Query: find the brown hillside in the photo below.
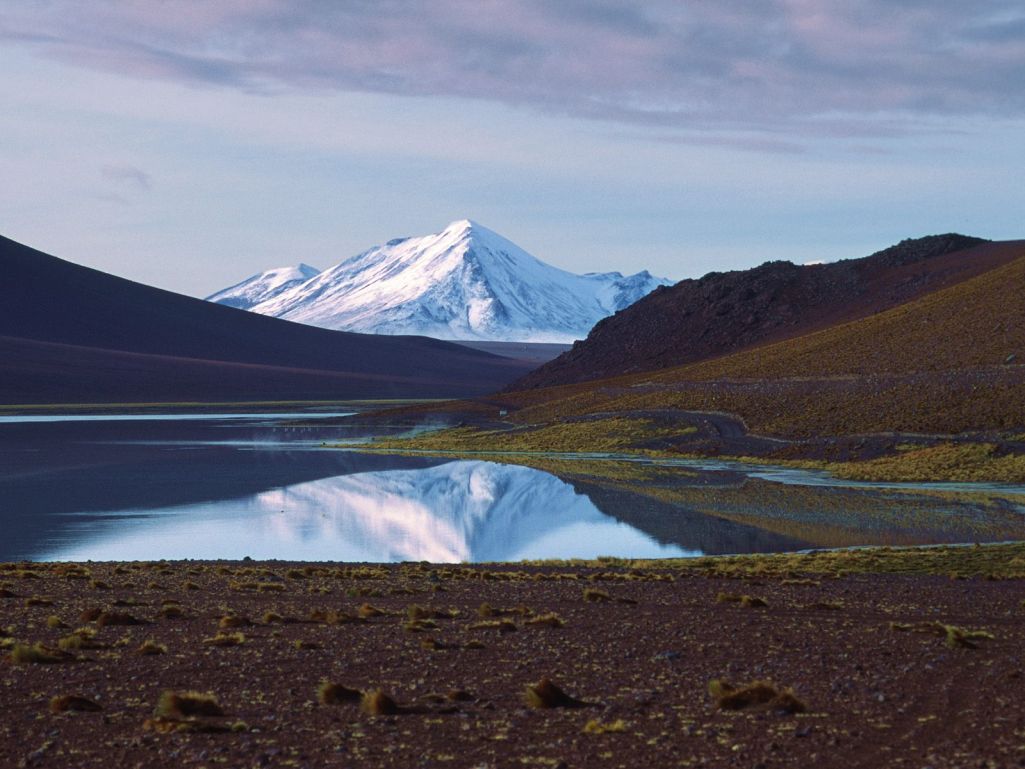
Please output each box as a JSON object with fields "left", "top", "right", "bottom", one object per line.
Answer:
{"left": 672, "top": 248, "right": 1025, "bottom": 380}
{"left": 494, "top": 246, "right": 1025, "bottom": 438}
{"left": 514, "top": 235, "right": 1020, "bottom": 390}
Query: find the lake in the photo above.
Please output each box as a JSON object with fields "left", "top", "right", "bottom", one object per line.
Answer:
{"left": 2, "top": 413, "right": 1024, "bottom": 562}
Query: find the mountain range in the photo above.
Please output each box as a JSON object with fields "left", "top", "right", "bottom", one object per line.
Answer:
{"left": 207, "top": 220, "right": 671, "bottom": 342}
{"left": 482, "top": 233, "right": 1025, "bottom": 445}
{"left": 0, "top": 234, "right": 533, "bottom": 404}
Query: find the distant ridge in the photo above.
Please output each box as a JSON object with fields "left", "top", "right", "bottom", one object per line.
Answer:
{"left": 207, "top": 263, "right": 321, "bottom": 309}
{"left": 0, "top": 235, "right": 533, "bottom": 404}
{"left": 512, "top": 234, "right": 1007, "bottom": 389}
{"left": 208, "top": 220, "right": 671, "bottom": 342}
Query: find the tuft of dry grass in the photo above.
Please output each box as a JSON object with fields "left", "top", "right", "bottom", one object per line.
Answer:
{"left": 96, "top": 611, "right": 144, "bottom": 627}
{"left": 358, "top": 604, "right": 387, "bottom": 619}
{"left": 10, "top": 643, "right": 72, "bottom": 665}
{"left": 582, "top": 588, "right": 612, "bottom": 603}
{"left": 525, "top": 612, "right": 565, "bottom": 628}
{"left": 524, "top": 678, "right": 590, "bottom": 709}
{"left": 49, "top": 694, "right": 102, "bottom": 714}
{"left": 404, "top": 618, "right": 439, "bottom": 633}
{"left": 709, "top": 679, "right": 806, "bottom": 714}
{"left": 137, "top": 639, "right": 167, "bottom": 655}
{"left": 360, "top": 689, "right": 402, "bottom": 716}
{"left": 155, "top": 690, "right": 224, "bottom": 720}
{"left": 890, "top": 620, "right": 994, "bottom": 649}
{"left": 468, "top": 619, "right": 517, "bottom": 633}
{"left": 218, "top": 614, "right": 252, "bottom": 629}
{"left": 317, "top": 681, "right": 362, "bottom": 706}
{"left": 202, "top": 632, "right": 245, "bottom": 647}
{"left": 583, "top": 719, "right": 627, "bottom": 734}
{"left": 57, "top": 628, "right": 102, "bottom": 652}
{"left": 716, "top": 592, "right": 768, "bottom": 608}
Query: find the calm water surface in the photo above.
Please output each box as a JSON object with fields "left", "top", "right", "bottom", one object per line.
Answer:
{"left": 2, "top": 414, "right": 1024, "bottom": 562}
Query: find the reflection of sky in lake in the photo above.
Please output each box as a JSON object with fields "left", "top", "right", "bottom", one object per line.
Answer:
{"left": 41, "top": 460, "right": 696, "bottom": 562}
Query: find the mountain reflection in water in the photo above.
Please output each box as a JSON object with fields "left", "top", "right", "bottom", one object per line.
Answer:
{"left": 42, "top": 461, "right": 697, "bottom": 562}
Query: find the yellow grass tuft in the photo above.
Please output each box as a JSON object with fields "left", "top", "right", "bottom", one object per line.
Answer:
{"left": 709, "top": 679, "right": 806, "bottom": 714}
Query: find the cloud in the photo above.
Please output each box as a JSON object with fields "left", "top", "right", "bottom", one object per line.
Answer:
{"left": 2, "top": 1, "right": 1024, "bottom": 138}
{"left": 101, "top": 163, "right": 152, "bottom": 192}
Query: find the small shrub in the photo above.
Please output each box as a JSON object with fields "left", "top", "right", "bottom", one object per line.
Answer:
{"left": 138, "top": 639, "right": 167, "bottom": 655}
{"left": 467, "top": 619, "right": 517, "bottom": 633}
{"left": 404, "top": 619, "right": 439, "bottom": 633}
{"left": 202, "top": 632, "right": 245, "bottom": 647}
{"left": 716, "top": 592, "right": 767, "bottom": 608}
{"left": 317, "top": 681, "right": 361, "bottom": 705}
{"left": 582, "top": 588, "right": 611, "bottom": 603}
{"left": 709, "top": 679, "right": 806, "bottom": 714}
{"left": 50, "top": 694, "right": 102, "bottom": 714}
{"left": 155, "top": 690, "right": 224, "bottom": 720}
{"left": 96, "top": 611, "right": 144, "bottom": 627}
{"left": 525, "top": 678, "right": 589, "bottom": 709}
{"left": 10, "top": 643, "right": 71, "bottom": 664}
{"left": 361, "top": 689, "right": 401, "bottom": 716}
{"left": 358, "top": 604, "right": 386, "bottom": 619}
{"left": 525, "top": 613, "right": 565, "bottom": 628}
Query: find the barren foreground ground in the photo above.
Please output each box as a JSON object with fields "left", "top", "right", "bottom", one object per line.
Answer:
{"left": 2, "top": 548, "right": 1024, "bottom": 769}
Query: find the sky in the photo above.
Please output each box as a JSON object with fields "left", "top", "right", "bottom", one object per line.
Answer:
{"left": 1, "top": 1, "right": 1023, "bottom": 298}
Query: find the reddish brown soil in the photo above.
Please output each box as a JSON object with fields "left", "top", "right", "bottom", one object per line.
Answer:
{"left": 2, "top": 561, "right": 1023, "bottom": 768}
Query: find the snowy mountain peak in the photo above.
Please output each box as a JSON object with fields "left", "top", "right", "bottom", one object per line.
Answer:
{"left": 205, "top": 263, "right": 320, "bottom": 310}
{"left": 209, "top": 222, "right": 672, "bottom": 342}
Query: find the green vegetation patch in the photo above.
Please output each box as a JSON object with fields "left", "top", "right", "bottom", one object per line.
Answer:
{"left": 356, "top": 417, "right": 693, "bottom": 454}
{"left": 820, "top": 443, "right": 1025, "bottom": 483}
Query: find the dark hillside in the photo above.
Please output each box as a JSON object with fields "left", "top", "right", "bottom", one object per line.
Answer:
{"left": 514, "top": 234, "right": 1011, "bottom": 389}
{"left": 0, "top": 235, "right": 532, "bottom": 403}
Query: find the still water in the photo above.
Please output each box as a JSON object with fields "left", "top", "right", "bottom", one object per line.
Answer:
{"left": 2, "top": 414, "right": 1024, "bottom": 562}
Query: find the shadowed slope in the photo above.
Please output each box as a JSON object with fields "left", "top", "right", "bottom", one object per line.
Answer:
{"left": 0, "top": 235, "right": 532, "bottom": 403}
{"left": 514, "top": 235, "right": 1016, "bottom": 389}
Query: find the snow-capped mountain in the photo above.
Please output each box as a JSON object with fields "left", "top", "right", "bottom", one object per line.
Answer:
{"left": 206, "top": 263, "right": 320, "bottom": 310}
{"left": 44, "top": 461, "right": 692, "bottom": 562}
{"left": 206, "top": 220, "right": 671, "bottom": 342}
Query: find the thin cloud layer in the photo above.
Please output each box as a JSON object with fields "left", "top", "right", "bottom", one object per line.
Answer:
{"left": 2, "top": 1, "right": 1024, "bottom": 137}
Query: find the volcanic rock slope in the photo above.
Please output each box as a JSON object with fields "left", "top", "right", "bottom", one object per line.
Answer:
{"left": 208, "top": 220, "right": 671, "bottom": 343}
{"left": 0, "top": 235, "right": 533, "bottom": 404}
{"left": 515, "top": 234, "right": 1023, "bottom": 389}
